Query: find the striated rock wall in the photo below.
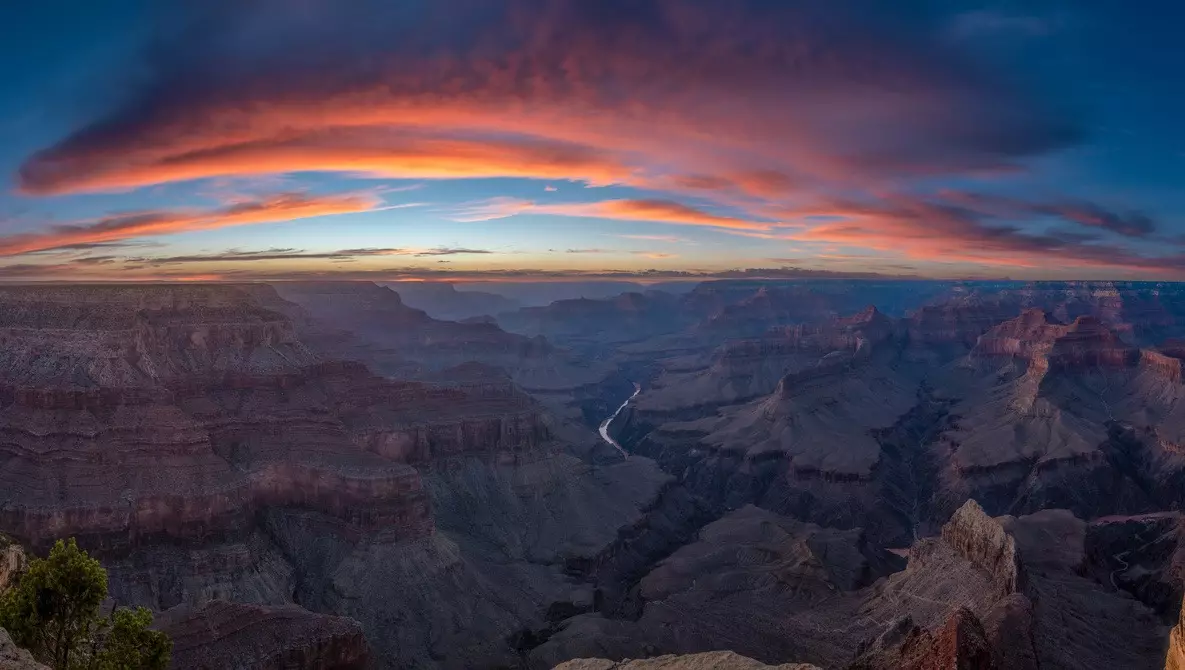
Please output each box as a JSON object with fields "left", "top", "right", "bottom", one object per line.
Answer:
{"left": 0, "top": 285, "right": 552, "bottom": 554}
{"left": 940, "top": 500, "right": 1023, "bottom": 597}
{"left": 1142, "top": 350, "right": 1185, "bottom": 384}
{"left": 159, "top": 600, "right": 370, "bottom": 670}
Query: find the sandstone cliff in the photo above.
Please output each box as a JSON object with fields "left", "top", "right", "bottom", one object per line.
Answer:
{"left": 939, "top": 500, "right": 1023, "bottom": 597}
{"left": 1167, "top": 591, "right": 1185, "bottom": 670}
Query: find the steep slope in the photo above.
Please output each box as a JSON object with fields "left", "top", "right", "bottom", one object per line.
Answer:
{"left": 159, "top": 601, "right": 371, "bottom": 670}
{"left": 623, "top": 324, "right": 929, "bottom": 547}
{"left": 0, "top": 284, "right": 672, "bottom": 669}
{"left": 637, "top": 307, "right": 894, "bottom": 415}
{"left": 929, "top": 310, "right": 1185, "bottom": 518}
{"left": 0, "top": 285, "right": 435, "bottom": 552}
{"left": 537, "top": 500, "right": 1131, "bottom": 669}
{"left": 268, "top": 282, "right": 607, "bottom": 392}
{"left": 266, "top": 282, "right": 620, "bottom": 433}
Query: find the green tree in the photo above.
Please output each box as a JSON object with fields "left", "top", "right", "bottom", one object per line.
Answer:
{"left": 0, "top": 538, "right": 171, "bottom": 670}
{"left": 92, "top": 607, "right": 172, "bottom": 670}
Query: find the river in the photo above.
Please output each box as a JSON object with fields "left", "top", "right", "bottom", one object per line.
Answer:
{"left": 598, "top": 382, "right": 641, "bottom": 457}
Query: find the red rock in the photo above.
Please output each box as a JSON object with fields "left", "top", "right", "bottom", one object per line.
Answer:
{"left": 895, "top": 608, "right": 996, "bottom": 670}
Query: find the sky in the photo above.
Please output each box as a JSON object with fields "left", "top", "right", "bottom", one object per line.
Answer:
{"left": 0, "top": 0, "right": 1183, "bottom": 282}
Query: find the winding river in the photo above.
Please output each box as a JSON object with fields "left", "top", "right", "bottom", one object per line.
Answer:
{"left": 599, "top": 383, "right": 641, "bottom": 457}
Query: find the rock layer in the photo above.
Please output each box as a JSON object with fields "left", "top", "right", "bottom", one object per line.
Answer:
{"left": 159, "top": 601, "right": 370, "bottom": 670}
{"left": 939, "top": 500, "right": 1023, "bottom": 597}
{"left": 553, "top": 651, "right": 821, "bottom": 670}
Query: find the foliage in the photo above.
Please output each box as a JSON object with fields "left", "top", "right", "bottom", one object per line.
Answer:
{"left": 0, "top": 539, "right": 171, "bottom": 670}
{"left": 91, "top": 607, "right": 172, "bottom": 670}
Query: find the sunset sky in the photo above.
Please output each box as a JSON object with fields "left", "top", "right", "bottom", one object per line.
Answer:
{"left": 1, "top": 0, "right": 1183, "bottom": 282}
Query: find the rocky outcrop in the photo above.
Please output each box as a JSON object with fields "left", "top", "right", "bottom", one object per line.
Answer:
{"left": 1142, "top": 350, "right": 1185, "bottom": 384}
{"left": 906, "top": 294, "right": 1021, "bottom": 349}
{"left": 158, "top": 601, "right": 370, "bottom": 670}
{"left": 552, "top": 651, "right": 821, "bottom": 670}
{"left": 0, "top": 629, "right": 49, "bottom": 670}
{"left": 1167, "top": 592, "right": 1185, "bottom": 670}
{"left": 969, "top": 310, "right": 1139, "bottom": 372}
{"left": 0, "top": 535, "right": 26, "bottom": 592}
{"left": 896, "top": 608, "right": 995, "bottom": 670}
{"left": 940, "top": 500, "right": 1023, "bottom": 597}
{"left": 852, "top": 608, "right": 996, "bottom": 670}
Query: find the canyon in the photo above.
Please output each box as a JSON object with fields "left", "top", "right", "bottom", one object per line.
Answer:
{"left": 3, "top": 280, "right": 1185, "bottom": 668}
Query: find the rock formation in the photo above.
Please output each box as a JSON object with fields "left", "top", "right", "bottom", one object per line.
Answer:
{"left": 0, "top": 284, "right": 672, "bottom": 668}
{"left": 553, "top": 651, "right": 821, "bottom": 670}
{"left": 0, "top": 629, "right": 49, "bottom": 670}
{"left": 0, "top": 535, "right": 25, "bottom": 592}
{"left": 158, "top": 601, "right": 370, "bottom": 670}
{"left": 939, "top": 500, "right": 1022, "bottom": 597}
{"left": 1167, "top": 591, "right": 1185, "bottom": 670}
{"left": 851, "top": 607, "right": 996, "bottom": 670}
{"left": 6, "top": 278, "right": 1185, "bottom": 668}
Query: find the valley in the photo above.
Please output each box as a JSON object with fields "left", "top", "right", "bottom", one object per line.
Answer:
{"left": 4, "top": 279, "right": 1185, "bottom": 668}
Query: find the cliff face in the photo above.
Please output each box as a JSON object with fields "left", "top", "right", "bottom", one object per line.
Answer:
{"left": 0, "top": 536, "right": 25, "bottom": 592}
{"left": 852, "top": 608, "right": 997, "bottom": 670}
{"left": 940, "top": 500, "right": 1023, "bottom": 598}
{"left": 1167, "top": 595, "right": 1185, "bottom": 670}
{"left": 636, "top": 306, "right": 896, "bottom": 416}
{"left": 0, "top": 283, "right": 682, "bottom": 669}
{"left": 0, "top": 285, "right": 569, "bottom": 553}
{"left": 269, "top": 282, "right": 608, "bottom": 394}
{"left": 159, "top": 601, "right": 371, "bottom": 670}
{"left": 970, "top": 310, "right": 1140, "bottom": 372}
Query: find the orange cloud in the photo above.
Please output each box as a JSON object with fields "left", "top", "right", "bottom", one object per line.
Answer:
{"left": 578, "top": 200, "right": 772, "bottom": 231}
{"left": 20, "top": 131, "right": 632, "bottom": 196}
{"left": 789, "top": 195, "right": 1185, "bottom": 275}
{"left": 452, "top": 197, "right": 774, "bottom": 232}
{"left": 17, "top": 1, "right": 1078, "bottom": 199}
{"left": 0, "top": 192, "right": 381, "bottom": 256}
